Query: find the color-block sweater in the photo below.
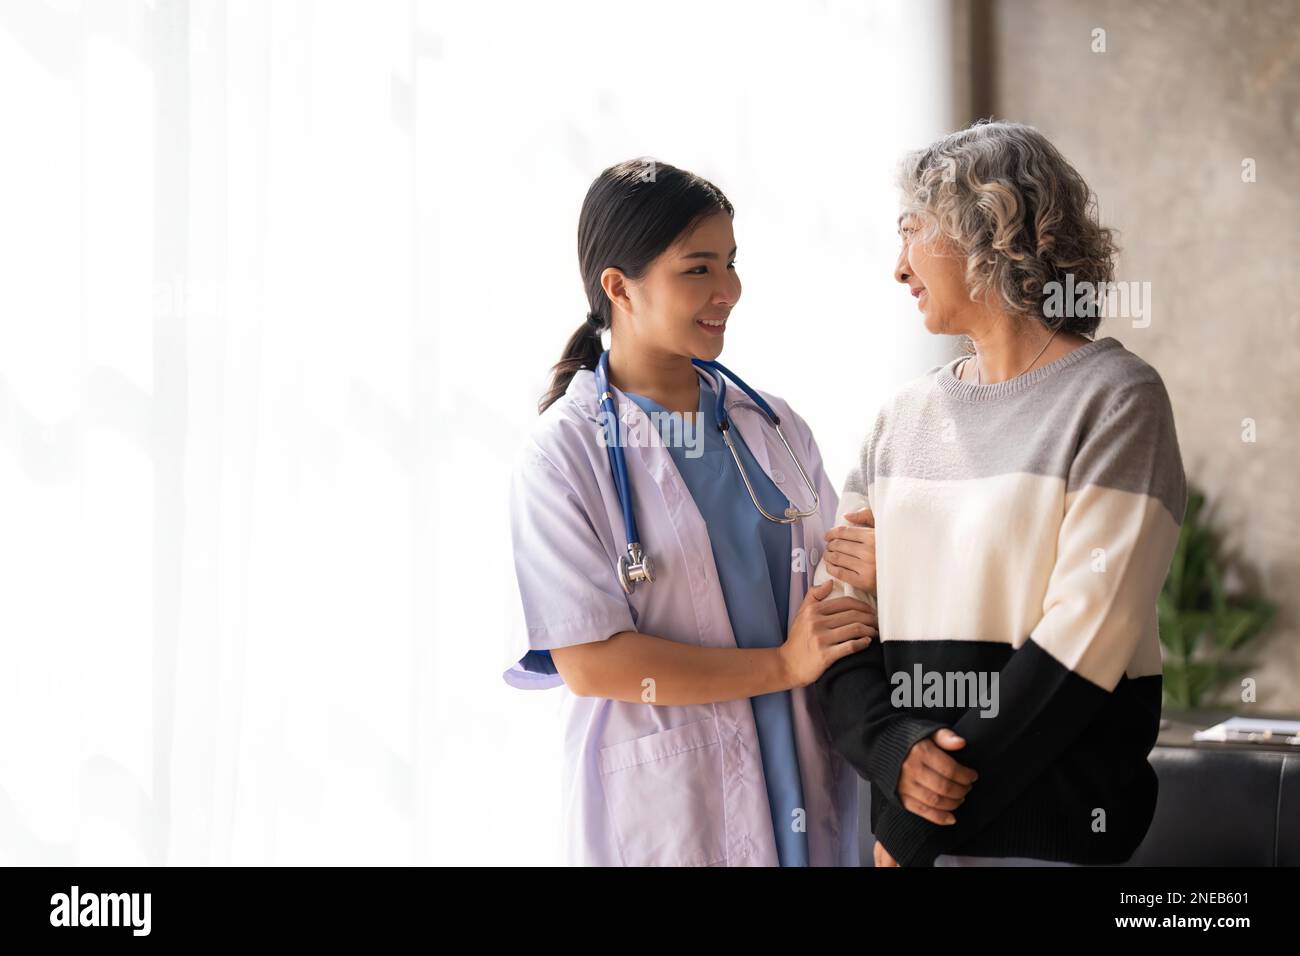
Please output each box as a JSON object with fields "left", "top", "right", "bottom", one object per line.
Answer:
{"left": 814, "top": 336, "right": 1186, "bottom": 867}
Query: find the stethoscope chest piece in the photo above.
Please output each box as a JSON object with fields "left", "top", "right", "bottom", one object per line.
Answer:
{"left": 617, "top": 543, "right": 655, "bottom": 595}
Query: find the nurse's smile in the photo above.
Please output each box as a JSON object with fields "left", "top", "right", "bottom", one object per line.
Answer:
{"left": 696, "top": 310, "right": 729, "bottom": 336}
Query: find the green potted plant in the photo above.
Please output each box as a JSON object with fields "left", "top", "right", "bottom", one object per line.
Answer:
{"left": 1158, "top": 486, "right": 1277, "bottom": 709}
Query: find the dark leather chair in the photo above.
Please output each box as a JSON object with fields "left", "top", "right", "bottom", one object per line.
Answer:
{"left": 1124, "top": 745, "right": 1299, "bottom": 866}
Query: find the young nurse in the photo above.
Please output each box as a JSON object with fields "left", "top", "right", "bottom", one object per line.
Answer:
{"left": 503, "top": 158, "right": 877, "bottom": 866}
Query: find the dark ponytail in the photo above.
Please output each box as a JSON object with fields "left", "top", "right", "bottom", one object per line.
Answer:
{"left": 537, "top": 158, "right": 734, "bottom": 415}
{"left": 537, "top": 313, "right": 605, "bottom": 416}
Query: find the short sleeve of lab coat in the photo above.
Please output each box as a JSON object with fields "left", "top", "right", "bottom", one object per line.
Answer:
{"left": 502, "top": 444, "right": 636, "bottom": 690}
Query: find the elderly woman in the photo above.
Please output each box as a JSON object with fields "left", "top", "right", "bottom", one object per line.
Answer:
{"left": 815, "top": 120, "right": 1186, "bottom": 867}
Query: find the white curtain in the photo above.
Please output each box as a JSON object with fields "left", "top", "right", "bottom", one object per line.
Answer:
{"left": 0, "top": 0, "right": 956, "bottom": 865}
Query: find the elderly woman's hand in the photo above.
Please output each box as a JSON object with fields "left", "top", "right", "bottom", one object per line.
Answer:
{"left": 822, "top": 507, "right": 877, "bottom": 594}
{"left": 897, "top": 728, "right": 979, "bottom": 824}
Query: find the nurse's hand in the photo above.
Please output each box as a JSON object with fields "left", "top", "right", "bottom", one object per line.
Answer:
{"left": 873, "top": 840, "right": 899, "bottom": 867}
{"left": 823, "top": 507, "right": 876, "bottom": 594}
{"left": 780, "top": 579, "right": 877, "bottom": 689}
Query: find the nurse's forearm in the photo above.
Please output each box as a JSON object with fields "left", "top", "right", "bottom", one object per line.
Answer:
{"left": 552, "top": 630, "right": 792, "bottom": 705}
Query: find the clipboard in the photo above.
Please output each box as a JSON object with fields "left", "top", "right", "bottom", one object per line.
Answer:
{"left": 1192, "top": 716, "right": 1300, "bottom": 747}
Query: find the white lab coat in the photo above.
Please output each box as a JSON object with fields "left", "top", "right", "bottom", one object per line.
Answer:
{"left": 504, "top": 364, "right": 859, "bottom": 866}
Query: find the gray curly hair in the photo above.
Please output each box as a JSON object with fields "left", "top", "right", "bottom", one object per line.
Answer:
{"left": 897, "top": 120, "right": 1119, "bottom": 336}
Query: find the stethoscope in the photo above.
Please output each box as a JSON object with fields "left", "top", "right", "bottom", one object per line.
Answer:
{"left": 594, "top": 349, "right": 820, "bottom": 594}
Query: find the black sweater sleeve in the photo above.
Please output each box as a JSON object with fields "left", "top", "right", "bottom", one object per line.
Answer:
{"left": 814, "top": 638, "right": 947, "bottom": 808}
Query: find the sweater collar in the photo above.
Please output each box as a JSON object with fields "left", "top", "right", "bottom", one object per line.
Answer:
{"left": 935, "top": 336, "right": 1122, "bottom": 402}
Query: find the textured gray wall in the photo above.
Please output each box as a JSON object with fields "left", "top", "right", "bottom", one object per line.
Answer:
{"left": 983, "top": 0, "right": 1300, "bottom": 709}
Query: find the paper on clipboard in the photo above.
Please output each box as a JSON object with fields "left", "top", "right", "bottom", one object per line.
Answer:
{"left": 1193, "top": 716, "right": 1300, "bottom": 745}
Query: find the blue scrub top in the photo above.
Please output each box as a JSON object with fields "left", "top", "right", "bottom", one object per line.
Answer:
{"left": 624, "top": 375, "right": 810, "bottom": 867}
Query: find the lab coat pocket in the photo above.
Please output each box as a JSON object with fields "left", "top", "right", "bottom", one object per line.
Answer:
{"left": 597, "top": 718, "right": 727, "bottom": 866}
